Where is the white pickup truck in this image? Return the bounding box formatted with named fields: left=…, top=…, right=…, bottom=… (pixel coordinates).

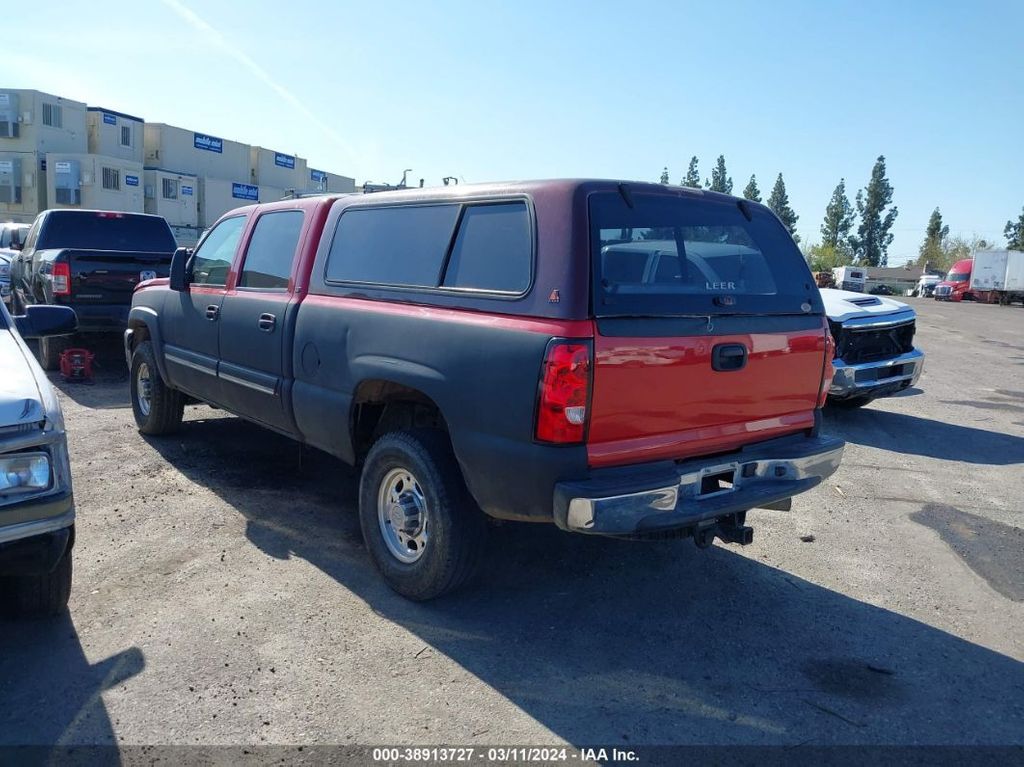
left=821, top=288, right=924, bottom=407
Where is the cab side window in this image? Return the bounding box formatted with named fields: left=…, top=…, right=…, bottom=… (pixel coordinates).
left=190, top=216, right=246, bottom=287
left=238, top=210, right=305, bottom=290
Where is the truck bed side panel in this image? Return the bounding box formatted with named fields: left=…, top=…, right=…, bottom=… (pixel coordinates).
left=292, top=295, right=591, bottom=520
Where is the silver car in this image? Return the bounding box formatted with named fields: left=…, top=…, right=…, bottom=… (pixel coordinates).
left=0, top=299, right=78, bottom=616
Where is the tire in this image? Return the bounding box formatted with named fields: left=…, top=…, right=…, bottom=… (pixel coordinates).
left=3, top=547, right=73, bottom=618
left=359, top=429, right=487, bottom=601
left=130, top=340, right=184, bottom=435
left=38, top=333, right=69, bottom=371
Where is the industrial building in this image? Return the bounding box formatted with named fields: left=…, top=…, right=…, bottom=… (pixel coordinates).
left=1, top=87, right=356, bottom=245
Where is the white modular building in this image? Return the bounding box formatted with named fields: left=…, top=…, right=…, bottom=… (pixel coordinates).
left=87, top=107, right=144, bottom=165
left=144, top=167, right=199, bottom=245
left=0, top=151, right=45, bottom=223
left=306, top=167, right=356, bottom=194
left=0, top=89, right=88, bottom=220
left=250, top=146, right=307, bottom=192
left=144, top=123, right=250, bottom=184
left=45, top=153, right=144, bottom=213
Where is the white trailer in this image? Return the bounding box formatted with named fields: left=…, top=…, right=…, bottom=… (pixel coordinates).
left=970, top=250, right=1024, bottom=304
left=832, top=266, right=866, bottom=293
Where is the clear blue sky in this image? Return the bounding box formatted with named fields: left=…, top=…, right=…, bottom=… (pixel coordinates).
left=10, top=0, right=1024, bottom=264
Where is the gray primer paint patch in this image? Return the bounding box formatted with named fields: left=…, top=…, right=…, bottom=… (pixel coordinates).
left=911, top=503, right=1024, bottom=602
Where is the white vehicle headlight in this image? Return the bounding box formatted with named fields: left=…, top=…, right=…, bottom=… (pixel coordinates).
left=0, top=453, right=51, bottom=494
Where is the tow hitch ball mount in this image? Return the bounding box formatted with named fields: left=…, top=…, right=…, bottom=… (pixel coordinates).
left=694, top=513, right=754, bottom=549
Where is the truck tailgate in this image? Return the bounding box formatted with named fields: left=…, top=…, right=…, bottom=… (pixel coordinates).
left=586, top=189, right=827, bottom=469
left=66, top=249, right=172, bottom=303
left=588, top=318, right=825, bottom=467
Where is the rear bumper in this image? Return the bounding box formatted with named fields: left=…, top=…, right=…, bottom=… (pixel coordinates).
left=553, top=433, right=844, bottom=535
left=829, top=348, right=924, bottom=400
left=63, top=302, right=130, bottom=332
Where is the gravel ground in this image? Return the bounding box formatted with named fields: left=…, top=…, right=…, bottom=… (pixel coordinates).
left=1, top=298, right=1022, bottom=749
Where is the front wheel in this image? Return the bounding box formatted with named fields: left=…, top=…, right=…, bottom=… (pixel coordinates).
left=130, top=340, right=184, bottom=435
left=2, top=547, right=73, bottom=617
left=359, top=429, right=487, bottom=600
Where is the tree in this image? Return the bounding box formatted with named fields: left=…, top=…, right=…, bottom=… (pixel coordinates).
left=820, top=179, right=855, bottom=252
left=914, top=233, right=989, bottom=273
left=682, top=156, right=701, bottom=188
left=742, top=174, right=762, bottom=202
left=850, top=155, right=898, bottom=266
left=804, top=243, right=852, bottom=272
left=659, top=167, right=670, bottom=184
left=916, top=207, right=949, bottom=269
left=767, top=173, right=799, bottom=243
left=708, top=155, right=733, bottom=194
left=1005, top=206, right=1024, bottom=249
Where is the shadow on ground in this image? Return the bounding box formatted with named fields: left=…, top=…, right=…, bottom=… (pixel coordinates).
left=0, top=613, right=144, bottom=751
left=826, top=408, right=1024, bottom=465
left=142, top=415, right=1024, bottom=745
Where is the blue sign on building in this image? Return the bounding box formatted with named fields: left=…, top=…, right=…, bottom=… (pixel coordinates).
left=194, top=132, right=224, bottom=153
left=125, top=174, right=140, bottom=187
left=181, top=185, right=194, bottom=196
left=103, top=113, right=117, bottom=125
left=310, top=169, right=327, bottom=183
left=274, top=152, right=295, bottom=169
left=232, top=182, right=259, bottom=201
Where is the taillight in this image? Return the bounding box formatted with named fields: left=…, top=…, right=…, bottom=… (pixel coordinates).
left=52, top=262, right=71, bottom=296
left=817, top=324, right=834, bottom=408
left=536, top=340, right=592, bottom=444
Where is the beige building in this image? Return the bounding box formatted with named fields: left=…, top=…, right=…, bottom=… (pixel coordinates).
left=307, top=166, right=356, bottom=194
left=87, top=107, right=144, bottom=165
left=45, top=153, right=144, bottom=213
left=0, top=88, right=88, bottom=221
left=144, top=167, right=199, bottom=245
left=2, top=85, right=356, bottom=240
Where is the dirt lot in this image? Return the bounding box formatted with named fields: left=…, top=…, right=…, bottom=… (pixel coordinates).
left=1, top=298, right=1022, bottom=750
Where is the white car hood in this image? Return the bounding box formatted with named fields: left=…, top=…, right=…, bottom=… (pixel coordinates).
left=819, top=287, right=914, bottom=323
left=0, top=329, right=46, bottom=427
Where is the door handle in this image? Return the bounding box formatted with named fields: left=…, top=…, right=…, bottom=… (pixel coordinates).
left=711, top=343, right=747, bottom=371
left=258, top=313, right=276, bottom=332
left=205, top=304, right=219, bottom=321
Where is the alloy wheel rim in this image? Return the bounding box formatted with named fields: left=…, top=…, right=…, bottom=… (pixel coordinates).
left=136, top=362, right=152, bottom=416
left=377, top=467, right=429, bottom=563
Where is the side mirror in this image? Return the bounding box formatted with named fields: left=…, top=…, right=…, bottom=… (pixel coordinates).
left=14, top=305, right=78, bottom=339
left=170, top=247, right=192, bottom=292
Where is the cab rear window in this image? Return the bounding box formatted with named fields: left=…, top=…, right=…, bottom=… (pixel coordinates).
left=590, top=192, right=820, bottom=317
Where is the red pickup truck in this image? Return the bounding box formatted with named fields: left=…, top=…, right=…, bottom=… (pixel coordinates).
left=126, top=180, right=844, bottom=599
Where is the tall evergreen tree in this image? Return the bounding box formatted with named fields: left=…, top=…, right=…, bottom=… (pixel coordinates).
left=1005, top=206, right=1024, bottom=249
left=708, top=155, right=733, bottom=194
left=742, top=174, right=762, bottom=202
left=768, top=173, right=800, bottom=243
left=917, top=207, right=949, bottom=268
left=851, top=156, right=898, bottom=266
left=682, top=156, right=701, bottom=188
left=820, top=179, right=855, bottom=251
left=659, top=167, right=670, bottom=185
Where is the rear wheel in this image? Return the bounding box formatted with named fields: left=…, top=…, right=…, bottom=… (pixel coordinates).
left=37, top=334, right=69, bottom=371
left=131, top=340, right=184, bottom=435
left=359, top=429, right=487, bottom=600
left=2, top=547, right=73, bottom=618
